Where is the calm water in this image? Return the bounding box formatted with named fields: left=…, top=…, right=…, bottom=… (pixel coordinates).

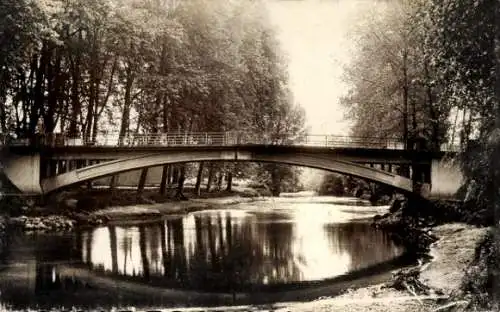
left=0, top=197, right=406, bottom=310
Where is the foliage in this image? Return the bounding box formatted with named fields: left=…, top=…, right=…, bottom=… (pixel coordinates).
left=317, top=174, right=346, bottom=196
left=317, top=173, right=386, bottom=199
left=349, top=1, right=499, bottom=307
left=461, top=230, right=500, bottom=310
left=422, top=0, right=498, bottom=225
left=254, top=163, right=304, bottom=196
left=0, top=0, right=305, bottom=194
left=341, top=1, right=450, bottom=149
left=342, top=0, right=499, bottom=221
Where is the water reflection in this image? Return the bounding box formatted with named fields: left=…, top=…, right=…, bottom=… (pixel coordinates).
left=0, top=200, right=407, bottom=309
left=82, top=206, right=404, bottom=291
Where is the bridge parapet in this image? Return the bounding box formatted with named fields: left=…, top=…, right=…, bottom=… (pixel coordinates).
left=1, top=132, right=414, bottom=150
left=0, top=132, right=462, bottom=152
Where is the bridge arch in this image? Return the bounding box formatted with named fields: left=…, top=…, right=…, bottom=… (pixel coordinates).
left=40, top=150, right=413, bottom=194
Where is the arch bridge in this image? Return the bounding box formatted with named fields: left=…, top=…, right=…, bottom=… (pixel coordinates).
left=0, top=132, right=462, bottom=199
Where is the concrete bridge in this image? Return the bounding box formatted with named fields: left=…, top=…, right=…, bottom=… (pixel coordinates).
left=0, top=132, right=463, bottom=198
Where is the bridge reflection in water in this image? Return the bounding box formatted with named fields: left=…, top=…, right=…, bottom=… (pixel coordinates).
left=81, top=208, right=404, bottom=291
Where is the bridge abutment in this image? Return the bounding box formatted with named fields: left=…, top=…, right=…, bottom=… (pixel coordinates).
left=2, top=153, right=43, bottom=194
left=429, top=158, right=463, bottom=199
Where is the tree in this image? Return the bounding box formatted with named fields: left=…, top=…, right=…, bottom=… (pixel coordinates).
left=341, top=1, right=451, bottom=151
left=0, top=0, right=305, bottom=198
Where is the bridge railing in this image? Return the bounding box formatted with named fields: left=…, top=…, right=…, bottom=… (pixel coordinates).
left=74, top=132, right=405, bottom=149
left=0, top=132, right=460, bottom=151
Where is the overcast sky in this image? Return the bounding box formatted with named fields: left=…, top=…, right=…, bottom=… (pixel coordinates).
left=265, top=0, right=380, bottom=135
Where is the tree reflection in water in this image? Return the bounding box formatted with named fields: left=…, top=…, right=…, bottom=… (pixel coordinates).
left=325, top=222, right=405, bottom=271
left=81, top=209, right=404, bottom=291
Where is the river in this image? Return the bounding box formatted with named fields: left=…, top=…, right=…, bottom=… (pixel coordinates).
left=0, top=196, right=408, bottom=310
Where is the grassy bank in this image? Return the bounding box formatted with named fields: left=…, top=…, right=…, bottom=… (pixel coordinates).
left=1, top=186, right=264, bottom=230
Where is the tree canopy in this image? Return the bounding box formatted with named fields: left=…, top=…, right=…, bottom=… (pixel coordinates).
left=0, top=0, right=306, bottom=195
left=342, top=0, right=499, bottom=218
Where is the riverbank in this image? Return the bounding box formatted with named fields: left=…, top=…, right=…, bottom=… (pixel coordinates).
left=3, top=187, right=377, bottom=230
left=2, top=187, right=264, bottom=231
left=89, top=194, right=264, bottom=223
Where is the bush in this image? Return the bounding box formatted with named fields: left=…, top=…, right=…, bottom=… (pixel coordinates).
left=461, top=230, right=500, bottom=310
left=318, top=174, right=345, bottom=196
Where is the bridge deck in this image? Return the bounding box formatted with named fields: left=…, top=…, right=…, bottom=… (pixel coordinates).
left=6, top=144, right=451, bottom=165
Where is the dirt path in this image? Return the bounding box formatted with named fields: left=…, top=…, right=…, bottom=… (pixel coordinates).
left=419, top=223, right=489, bottom=296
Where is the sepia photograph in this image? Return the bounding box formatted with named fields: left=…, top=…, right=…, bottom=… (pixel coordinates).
left=0, top=0, right=498, bottom=311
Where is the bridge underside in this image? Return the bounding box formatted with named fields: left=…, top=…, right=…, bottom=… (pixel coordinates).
left=2, top=148, right=417, bottom=196
left=1, top=145, right=462, bottom=198
left=42, top=150, right=415, bottom=194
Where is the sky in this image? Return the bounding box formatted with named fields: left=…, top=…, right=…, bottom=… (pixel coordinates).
left=265, top=0, right=378, bottom=135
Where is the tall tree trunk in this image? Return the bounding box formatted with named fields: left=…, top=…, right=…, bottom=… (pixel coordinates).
left=118, top=66, right=134, bottom=146
left=450, top=109, right=460, bottom=149
left=171, top=166, right=179, bottom=184
left=137, top=168, right=149, bottom=199
left=166, top=165, right=173, bottom=187
left=270, top=165, right=281, bottom=197
left=0, top=70, right=7, bottom=133
left=194, top=162, right=204, bottom=196
left=206, top=162, right=214, bottom=192
left=31, top=47, right=49, bottom=141
left=163, top=95, right=169, bottom=133
left=175, top=165, right=186, bottom=200
left=109, top=174, right=117, bottom=192
left=424, top=61, right=440, bottom=151
left=0, top=90, right=6, bottom=133
left=91, top=113, right=99, bottom=144
left=461, top=109, right=473, bottom=149
left=226, top=170, right=233, bottom=192
left=402, top=49, right=409, bottom=150
left=85, top=63, right=98, bottom=143
left=69, top=53, right=81, bottom=138
left=44, top=47, right=62, bottom=135
left=217, top=171, right=223, bottom=190
left=492, top=25, right=500, bottom=304
left=400, top=49, right=411, bottom=178
left=93, top=56, right=117, bottom=144
left=159, top=165, right=169, bottom=195
left=411, top=98, right=417, bottom=139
